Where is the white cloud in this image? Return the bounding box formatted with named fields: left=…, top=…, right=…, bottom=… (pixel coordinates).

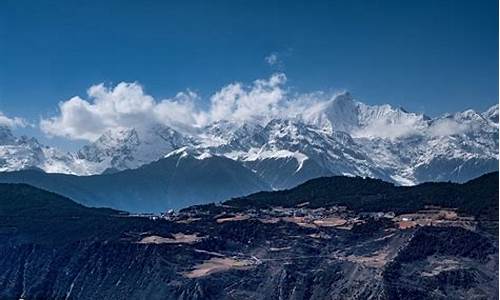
left=354, top=118, right=425, bottom=139
left=209, top=73, right=287, bottom=124
left=265, top=53, right=279, bottom=66
left=40, top=82, right=159, bottom=140
left=40, top=74, right=289, bottom=141
left=154, top=90, right=204, bottom=133
left=353, top=115, right=470, bottom=139
left=427, top=118, right=469, bottom=137
left=39, top=73, right=481, bottom=142
left=0, top=112, right=27, bottom=128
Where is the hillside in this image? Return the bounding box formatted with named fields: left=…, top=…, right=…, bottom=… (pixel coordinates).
left=0, top=153, right=269, bottom=212
left=0, top=173, right=497, bottom=299
left=225, top=172, right=499, bottom=220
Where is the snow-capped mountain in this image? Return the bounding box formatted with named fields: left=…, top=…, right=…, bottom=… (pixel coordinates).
left=0, top=93, right=497, bottom=188
left=0, top=125, right=78, bottom=173
left=76, top=125, right=192, bottom=174
left=483, top=104, right=499, bottom=123
left=302, top=91, right=430, bottom=139
left=200, top=119, right=394, bottom=188
left=190, top=93, right=497, bottom=187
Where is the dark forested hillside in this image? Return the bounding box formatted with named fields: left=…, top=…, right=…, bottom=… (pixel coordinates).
left=225, top=172, right=499, bottom=219
left=0, top=154, right=270, bottom=213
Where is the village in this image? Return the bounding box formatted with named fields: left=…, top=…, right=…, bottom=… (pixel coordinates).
left=128, top=202, right=480, bottom=280
left=130, top=202, right=477, bottom=232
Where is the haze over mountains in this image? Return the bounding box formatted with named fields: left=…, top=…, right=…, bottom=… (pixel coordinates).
left=0, top=90, right=497, bottom=211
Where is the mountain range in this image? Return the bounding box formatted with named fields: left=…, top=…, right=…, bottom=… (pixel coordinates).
left=0, top=93, right=497, bottom=211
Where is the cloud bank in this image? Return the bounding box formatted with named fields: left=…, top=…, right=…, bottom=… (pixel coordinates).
left=0, top=112, right=27, bottom=129
left=427, top=118, right=469, bottom=137
left=39, top=73, right=488, bottom=142
left=40, top=74, right=293, bottom=141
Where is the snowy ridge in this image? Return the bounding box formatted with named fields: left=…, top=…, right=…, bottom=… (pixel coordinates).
left=0, top=93, right=497, bottom=187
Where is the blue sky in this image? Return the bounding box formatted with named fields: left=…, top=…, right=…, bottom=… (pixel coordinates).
left=0, top=0, right=498, bottom=149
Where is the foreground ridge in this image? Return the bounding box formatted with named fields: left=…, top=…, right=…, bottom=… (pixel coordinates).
left=0, top=173, right=497, bottom=299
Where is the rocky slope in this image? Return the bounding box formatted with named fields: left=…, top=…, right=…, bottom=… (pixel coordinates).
left=76, top=125, right=193, bottom=174
left=0, top=173, right=497, bottom=299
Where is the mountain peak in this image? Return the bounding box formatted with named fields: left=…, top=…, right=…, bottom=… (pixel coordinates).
left=332, top=91, right=354, bottom=103
left=98, top=127, right=139, bottom=145
left=483, top=104, right=499, bottom=124
left=301, top=91, right=359, bottom=133
left=454, top=109, right=486, bottom=123
left=329, top=91, right=357, bottom=112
